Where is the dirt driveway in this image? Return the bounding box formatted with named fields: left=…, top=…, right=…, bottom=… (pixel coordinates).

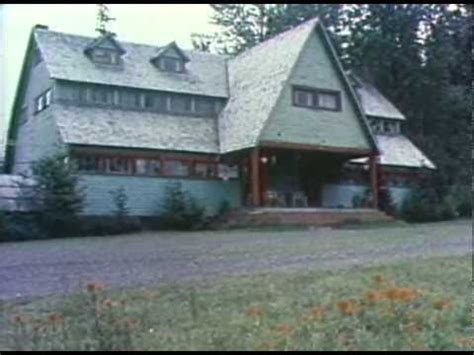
left=0, top=220, right=470, bottom=301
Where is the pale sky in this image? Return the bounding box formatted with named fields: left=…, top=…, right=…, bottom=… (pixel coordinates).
left=0, top=4, right=217, bottom=154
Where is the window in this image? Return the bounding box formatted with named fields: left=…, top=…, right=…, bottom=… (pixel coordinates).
left=45, top=89, right=52, bottom=106
left=193, top=162, right=217, bottom=178
left=194, top=98, right=215, bottom=116
left=107, top=157, right=134, bottom=174
left=91, top=49, right=120, bottom=65
left=163, top=160, right=190, bottom=177
left=90, top=87, right=113, bottom=105
left=119, top=90, right=141, bottom=108
left=136, top=159, right=162, bottom=176
left=159, top=57, right=183, bottom=72
left=170, top=95, right=192, bottom=113
left=144, top=93, right=167, bottom=111
left=292, top=86, right=341, bottom=111
left=35, top=88, right=52, bottom=114
left=293, top=89, right=314, bottom=108
left=77, top=155, right=102, bottom=173
left=36, top=96, right=44, bottom=112
left=317, top=92, right=338, bottom=110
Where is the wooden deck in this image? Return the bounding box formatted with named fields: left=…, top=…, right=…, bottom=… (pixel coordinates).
left=221, top=207, right=393, bottom=228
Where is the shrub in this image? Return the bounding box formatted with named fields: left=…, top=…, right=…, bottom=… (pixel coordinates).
left=400, top=183, right=458, bottom=223
left=18, top=153, right=86, bottom=238
left=0, top=212, right=46, bottom=242
left=109, top=186, right=130, bottom=218
left=161, top=182, right=205, bottom=230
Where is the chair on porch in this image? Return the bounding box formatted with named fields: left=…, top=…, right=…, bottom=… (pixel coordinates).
left=291, top=191, right=308, bottom=208
left=264, top=190, right=286, bottom=207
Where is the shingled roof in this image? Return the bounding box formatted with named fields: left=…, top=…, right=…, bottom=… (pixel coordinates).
left=54, top=105, right=219, bottom=153
left=11, top=21, right=433, bottom=164
left=218, top=18, right=320, bottom=153
left=34, top=29, right=228, bottom=98
left=351, top=134, right=436, bottom=169
left=350, top=74, right=406, bottom=120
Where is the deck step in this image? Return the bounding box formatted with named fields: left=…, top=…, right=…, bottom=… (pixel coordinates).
left=219, top=208, right=393, bottom=228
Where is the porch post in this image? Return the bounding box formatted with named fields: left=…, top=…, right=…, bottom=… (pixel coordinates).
left=250, top=147, right=261, bottom=206
left=370, top=155, right=379, bottom=209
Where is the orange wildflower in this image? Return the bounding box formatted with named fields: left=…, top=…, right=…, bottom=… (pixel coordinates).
left=365, top=290, right=383, bottom=302
left=274, top=323, right=294, bottom=336
left=246, top=307, right=266, bottom=317
left=456, top=336, right=473, bottom=348
left=86, top=282, right=105, bottom=293
left=381, top=287, right=420, bottom=303
left=102, top=298, right=119, bottom=308
left=47, top=313, right=65, bottom=326
left=337, top=299, right=361, bottom=316
left=308, top=306, right=327, bottom=321
left=433, top=299, right=451, bottom=311
left=10, top=314, right=29, bottom=325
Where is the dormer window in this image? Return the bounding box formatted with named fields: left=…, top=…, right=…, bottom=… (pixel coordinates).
left=91, top=48, right=120, bottom=65
left=151, top=41, right=190, bottom=73
left=84, top=33, right=126, bottom=66
left=159, top=57, right=184, bottom=73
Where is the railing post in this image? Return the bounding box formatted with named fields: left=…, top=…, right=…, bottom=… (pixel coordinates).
left=250, top=147, right=260, bottom=207
left=370, top=155, right=379, bottom=209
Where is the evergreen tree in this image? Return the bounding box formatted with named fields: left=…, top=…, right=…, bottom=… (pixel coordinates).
left=19, top=153, right=85, bottom=237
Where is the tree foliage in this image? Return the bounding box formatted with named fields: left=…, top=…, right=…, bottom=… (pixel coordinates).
left=19, top=153, right=86, bottom=238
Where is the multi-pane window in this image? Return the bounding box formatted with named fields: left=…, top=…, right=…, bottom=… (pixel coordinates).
left=75, top=154, right=235, bottom=180
left=91, top=49, right=120, bottom=65
left=292, top=86, right=341, bottom=111
left=119, top=90, right=141, bottom=108
left=293, top=89, right=314, bottom=107
left=317, top=92, right=338, bottom=110
left=368, top=118, right=400, bottom=135
left=170, top=95, right=192, bottom=113
left=194, top=98, right=216, bottom=115
left=163, top=160, right=190, bottom=177
left=193, top=162, right=217, bottom=178
left=108, top=157, right=134, bottom=174
left=58, top=82, right=224, bottom=117
left=143, top=93, right=167, bottom=111
left=90, top=86, right=113, bottom=105
left=35, top=88, right=52, bottom=114
left=159, top=57, right=184, bottom=73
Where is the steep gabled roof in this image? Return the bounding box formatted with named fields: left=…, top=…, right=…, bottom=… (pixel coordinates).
left=83, top=32, right=127, bottom=55
left=34, top=28, right=228, bottom=98
left=349, top=73, right=406, bottom=121
left=151, top=41, right=190, bottom=63
left=218, top=19, right=319, bottom=153
left=351, top=134, right=436, bottom=169
left=218, top=18, right=378, bottom=155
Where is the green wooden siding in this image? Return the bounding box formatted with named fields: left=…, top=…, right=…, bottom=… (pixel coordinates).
left=259, top=29, right=371, bottom=150
left=78, top=175, right=242, bottom=216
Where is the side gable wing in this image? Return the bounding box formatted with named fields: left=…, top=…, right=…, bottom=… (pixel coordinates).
left=257, top=21, right=378, bottom=154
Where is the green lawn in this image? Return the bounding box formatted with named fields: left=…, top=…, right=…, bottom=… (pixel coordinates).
left=1, top=253, right=471, bottom=351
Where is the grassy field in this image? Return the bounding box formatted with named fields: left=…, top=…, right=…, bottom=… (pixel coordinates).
left=1, top=253, right=471, bottom=351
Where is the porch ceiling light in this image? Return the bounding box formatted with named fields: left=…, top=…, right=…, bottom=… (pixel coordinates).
left=260, top=156, right=269, bottom=164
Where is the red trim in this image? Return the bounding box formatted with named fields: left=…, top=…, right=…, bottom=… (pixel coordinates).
left=259, top=141, right=375, bottom=157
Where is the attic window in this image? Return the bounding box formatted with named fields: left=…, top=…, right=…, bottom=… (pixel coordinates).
left=159, top=57, right=184, bottom=73
left=91, top=48, right=120, bottom=65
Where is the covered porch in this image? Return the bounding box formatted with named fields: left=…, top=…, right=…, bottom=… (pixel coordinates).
left=233, top=144, right=379, bottom=209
